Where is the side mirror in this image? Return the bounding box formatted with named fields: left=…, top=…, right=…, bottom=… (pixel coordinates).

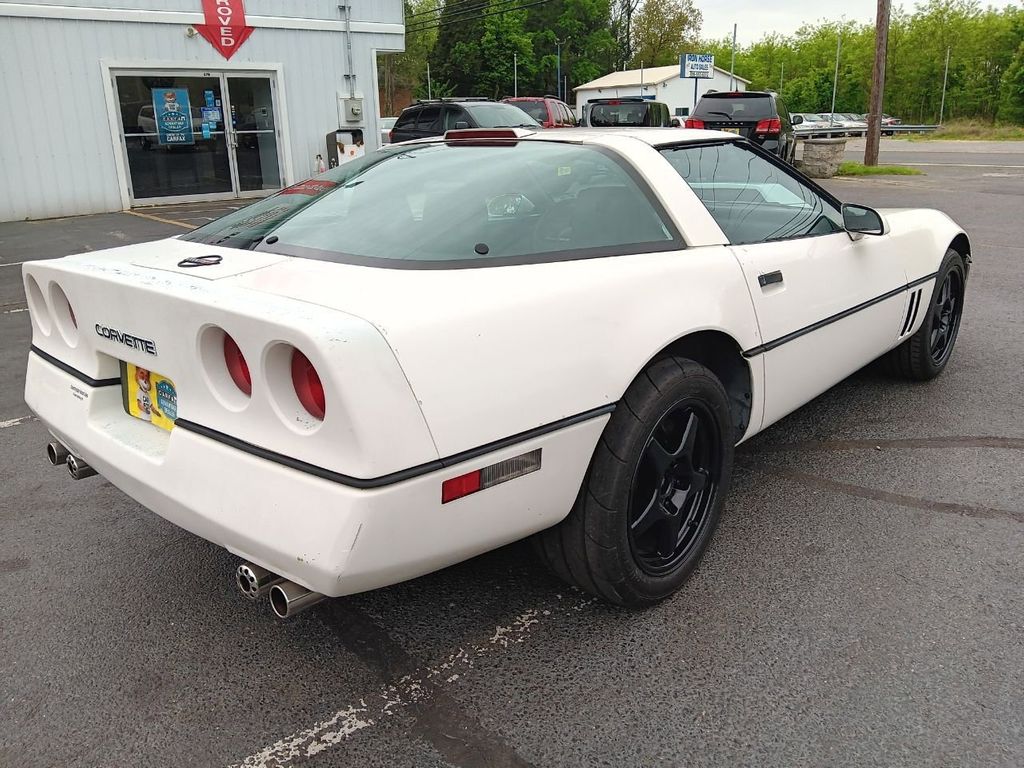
left=454, top=120, right=470, bottom=129
left=842, top=203, right=886, bottom=238
left=792, top=114, right=804, bottom=125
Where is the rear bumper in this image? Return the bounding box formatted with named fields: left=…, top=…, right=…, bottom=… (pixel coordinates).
left=26, top=352, right=606, bottom=597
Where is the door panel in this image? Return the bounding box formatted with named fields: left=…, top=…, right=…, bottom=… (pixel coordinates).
left=733, top=232, right=909, bottom=427
left=225, top=76, right=282, bottom=193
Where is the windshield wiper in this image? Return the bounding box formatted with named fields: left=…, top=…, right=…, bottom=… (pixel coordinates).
left=705, top=111, right=732, bottom=119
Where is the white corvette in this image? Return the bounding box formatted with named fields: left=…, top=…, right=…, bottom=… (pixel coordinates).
left=23, top=128, right=969, bottom=617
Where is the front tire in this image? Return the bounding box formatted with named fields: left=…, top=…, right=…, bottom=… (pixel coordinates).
left=887, top=247, right=966, bottom=380
left=533, top=357, right=734, bottom=607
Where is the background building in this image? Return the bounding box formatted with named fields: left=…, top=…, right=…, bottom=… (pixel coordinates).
left=574, top=65, right=749, bottom=119
left=0, top=0, right=403, bottom=221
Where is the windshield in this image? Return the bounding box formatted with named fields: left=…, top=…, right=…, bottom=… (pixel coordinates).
left=463, top=103, right=540, bottom=128
left=182, top=141, right=679, bottom=268
left=692, top=95, right=774, bottom=120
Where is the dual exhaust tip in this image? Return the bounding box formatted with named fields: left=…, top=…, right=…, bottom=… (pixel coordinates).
left=236, top=562, right=326, bottom=619
left=46, top=442, right=323, bottom=620
left=47, top=441, right=97, bottom=480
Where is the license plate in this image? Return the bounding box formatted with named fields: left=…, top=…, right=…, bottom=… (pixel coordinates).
left=121, top=362, right=178, bottom=432
left=721, top=127, right=741, bottom=134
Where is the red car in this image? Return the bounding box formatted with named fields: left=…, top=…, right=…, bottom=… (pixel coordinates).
left=502, top=96, right=577, bottom=128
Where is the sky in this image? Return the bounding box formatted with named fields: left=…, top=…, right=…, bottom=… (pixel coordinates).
left=699, top=0, right=1022, bottom=46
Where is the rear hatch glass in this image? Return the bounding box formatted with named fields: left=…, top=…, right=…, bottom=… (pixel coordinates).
left=587, top=102, right=652, bottom=127
left=692, top=95, right=774, bottom=138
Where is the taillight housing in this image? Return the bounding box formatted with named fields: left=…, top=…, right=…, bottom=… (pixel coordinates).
left=755, top=118, right=782, bottom=135
left=388, top=129, right=394, bottom=143
left=291, top=349, right=325, bottom=420
left=684, top=118, right=705, bottom=129
left=223, top=333, right=252, bottom=396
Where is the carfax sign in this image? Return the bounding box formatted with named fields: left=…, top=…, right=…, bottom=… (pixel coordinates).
left=681, top=53, right=715, bottom=79
left=152, top=88, right=194, bottom=146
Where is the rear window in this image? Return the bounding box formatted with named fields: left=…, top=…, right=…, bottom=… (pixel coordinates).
left=588, top=102, right=650, bottom=127
left=463, top=103, right=540, bottom=128
left=183, top=141, right=679, bottom=268
left=508, top=101, right=549, bottom=122
left=692, top=95, right=775, bottom=120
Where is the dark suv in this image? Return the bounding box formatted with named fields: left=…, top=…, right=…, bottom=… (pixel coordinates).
left=389, top=98, right=540, bottom=142
left=686, top=91, right=799, bottom=163
left=501, top=96, right=577, bottom=128
left=581, top=97, right=672, bottom=127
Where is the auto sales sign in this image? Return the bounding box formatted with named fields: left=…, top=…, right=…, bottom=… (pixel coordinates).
left=195, top=0, right=254, bottom=60
left=681, top=53, right=714, bottom=79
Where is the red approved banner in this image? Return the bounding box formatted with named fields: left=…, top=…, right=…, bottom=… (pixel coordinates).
left=195, top=0, right=254, bottom=60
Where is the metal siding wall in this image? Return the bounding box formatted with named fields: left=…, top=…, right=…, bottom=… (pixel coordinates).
left=0, top=1, right=404, bottom=23
left=0, top=3, right=403, bottom=221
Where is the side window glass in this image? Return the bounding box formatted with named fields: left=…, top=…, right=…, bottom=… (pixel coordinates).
left=416, top=106, right=441, bottom=132
left=395, top=109, right=417, bottom=129
left=562, top=104, right=575, bottom=125
left=660, top=142, right=844, bottom=244
left=443, top=106, right=466, bottom=130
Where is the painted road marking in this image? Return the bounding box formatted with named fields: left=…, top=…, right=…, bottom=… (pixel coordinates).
left=2, top=306, right=28, bottom=314
left=0, top=415, right=35, bottom=429
left=123, top=210, right=194, bottom=229
left=901, top=162, right=1024, bottom=169
left=0, top=261, right=27, bottom=268
left=231, top=594, right=593, bottom=768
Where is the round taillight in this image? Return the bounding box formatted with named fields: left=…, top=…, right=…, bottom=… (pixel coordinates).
left=290, top=349, right=325, bottom=420
left=223, top=334, right=252, bottom=396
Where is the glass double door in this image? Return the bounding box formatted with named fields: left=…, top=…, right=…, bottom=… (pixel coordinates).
left=115, top=71, right=283, bottom=204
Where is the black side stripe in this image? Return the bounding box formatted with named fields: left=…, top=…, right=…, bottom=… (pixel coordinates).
left=743, top=272, right=938, bottom=357
left=30, top=346, right=120, bottom=387
left=174, top=403, right=616, bottom=490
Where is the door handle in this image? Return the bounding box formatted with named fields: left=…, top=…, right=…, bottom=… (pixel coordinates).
left=758, top=270, right=784, bottom=287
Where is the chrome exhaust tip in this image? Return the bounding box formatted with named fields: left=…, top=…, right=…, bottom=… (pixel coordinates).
left=236, top=562, right=284, bottom=601
left=47, top=441, right=70, bottom=466
left=269, top=581, right=326, bottom=619
left=67, top=454, right=97, bottom=480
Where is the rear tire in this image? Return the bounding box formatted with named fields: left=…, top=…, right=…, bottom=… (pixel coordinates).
left=533, top=357, right=734, bottom=607
left=886, top=247, right=966, bottom=381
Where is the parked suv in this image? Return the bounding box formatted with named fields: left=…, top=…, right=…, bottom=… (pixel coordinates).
left=686, top=91, right=798, bottom=163
left=581, top=97, right=672, bottom=127
left=389, top=98, right=540, bottom=142
left=501, top=96, right=577, bottom=128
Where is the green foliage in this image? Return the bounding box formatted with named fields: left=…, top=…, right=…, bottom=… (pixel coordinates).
left=837, top=161, right=924, bottom=176
left=378, top=0, right=1024, bottom=125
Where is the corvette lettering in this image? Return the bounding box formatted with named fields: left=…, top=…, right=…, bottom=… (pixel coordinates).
left=94, top=325, right=157, bottom=355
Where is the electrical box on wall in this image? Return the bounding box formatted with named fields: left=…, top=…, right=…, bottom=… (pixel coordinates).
left=337, top=93, right=363, bottom=124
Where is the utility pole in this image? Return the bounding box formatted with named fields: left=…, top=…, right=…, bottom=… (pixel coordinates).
left=779, top=61, right=784, bottom=92
left=939, top=47, right=951, bottom=124
left=830, top=32, right=841, bottom=125
left=557, top=40, right=562, bottom=101
left=426, top=61, right=432, bottom=100
left=864, top=0, right=891, bottom=166
left=729, top=24, right=737, bottom=90
left=514, top=52, right=518, bottom=97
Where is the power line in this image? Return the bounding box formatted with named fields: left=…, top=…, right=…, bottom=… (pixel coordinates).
left=405, top=0, right=477, bottom=22
left=406, top=0, right=551, bottom=35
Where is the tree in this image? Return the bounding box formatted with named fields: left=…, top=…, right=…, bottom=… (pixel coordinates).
left=629, top=0, right=701, bottom=68
left=476, top=0, right=534, bottom=99
left=999, top=40, right=1024, bottom=122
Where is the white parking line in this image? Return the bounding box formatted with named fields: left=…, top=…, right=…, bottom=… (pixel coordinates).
left=230, top=594, right=592, bottom=768
left=0, top=261, right=27, bottom=268
left=902, top=162, right=1024, bottom=169
left=0, top=415, right=35, bottom=430
left=2, top=307, right=28, bottom=315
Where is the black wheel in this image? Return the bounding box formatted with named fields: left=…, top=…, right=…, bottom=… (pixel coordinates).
left=887, top=247, right=966, bottom=380
left=532, top=357, right=733, bottom=606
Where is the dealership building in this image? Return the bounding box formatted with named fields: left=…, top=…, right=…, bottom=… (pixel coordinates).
left=0, top=1, right=403, bottom=221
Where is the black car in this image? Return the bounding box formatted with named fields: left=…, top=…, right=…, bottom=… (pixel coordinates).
left=581, top=97, right=672, bottom=127
left=686, top=91, right=799, bottom=163
left=389, top=98, right=539, bottom=142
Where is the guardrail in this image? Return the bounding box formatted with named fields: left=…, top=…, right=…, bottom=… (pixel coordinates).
left=795, top=124, right=939, bottom=139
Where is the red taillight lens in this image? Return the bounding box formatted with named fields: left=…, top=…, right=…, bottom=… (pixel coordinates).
left=442, top=470, right=482, bottom=504
left=223, top=333, right=252, bottom=396
left=755, top=118, right=782, bottom=134
left=388, top=129, right=394, bottom=142
left=684, top=118, right=705, bottom=129
left=291, top=349, right=325, bottom=420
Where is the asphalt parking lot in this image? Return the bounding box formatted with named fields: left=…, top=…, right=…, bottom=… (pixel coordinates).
left=1, top=139, right=1022, bottom=767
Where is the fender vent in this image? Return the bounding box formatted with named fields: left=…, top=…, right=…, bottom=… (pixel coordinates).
left=900, top=288, right=923, bottom=336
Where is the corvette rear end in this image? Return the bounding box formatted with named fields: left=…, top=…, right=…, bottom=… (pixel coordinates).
left=22, top=237, right=599, bottom=614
